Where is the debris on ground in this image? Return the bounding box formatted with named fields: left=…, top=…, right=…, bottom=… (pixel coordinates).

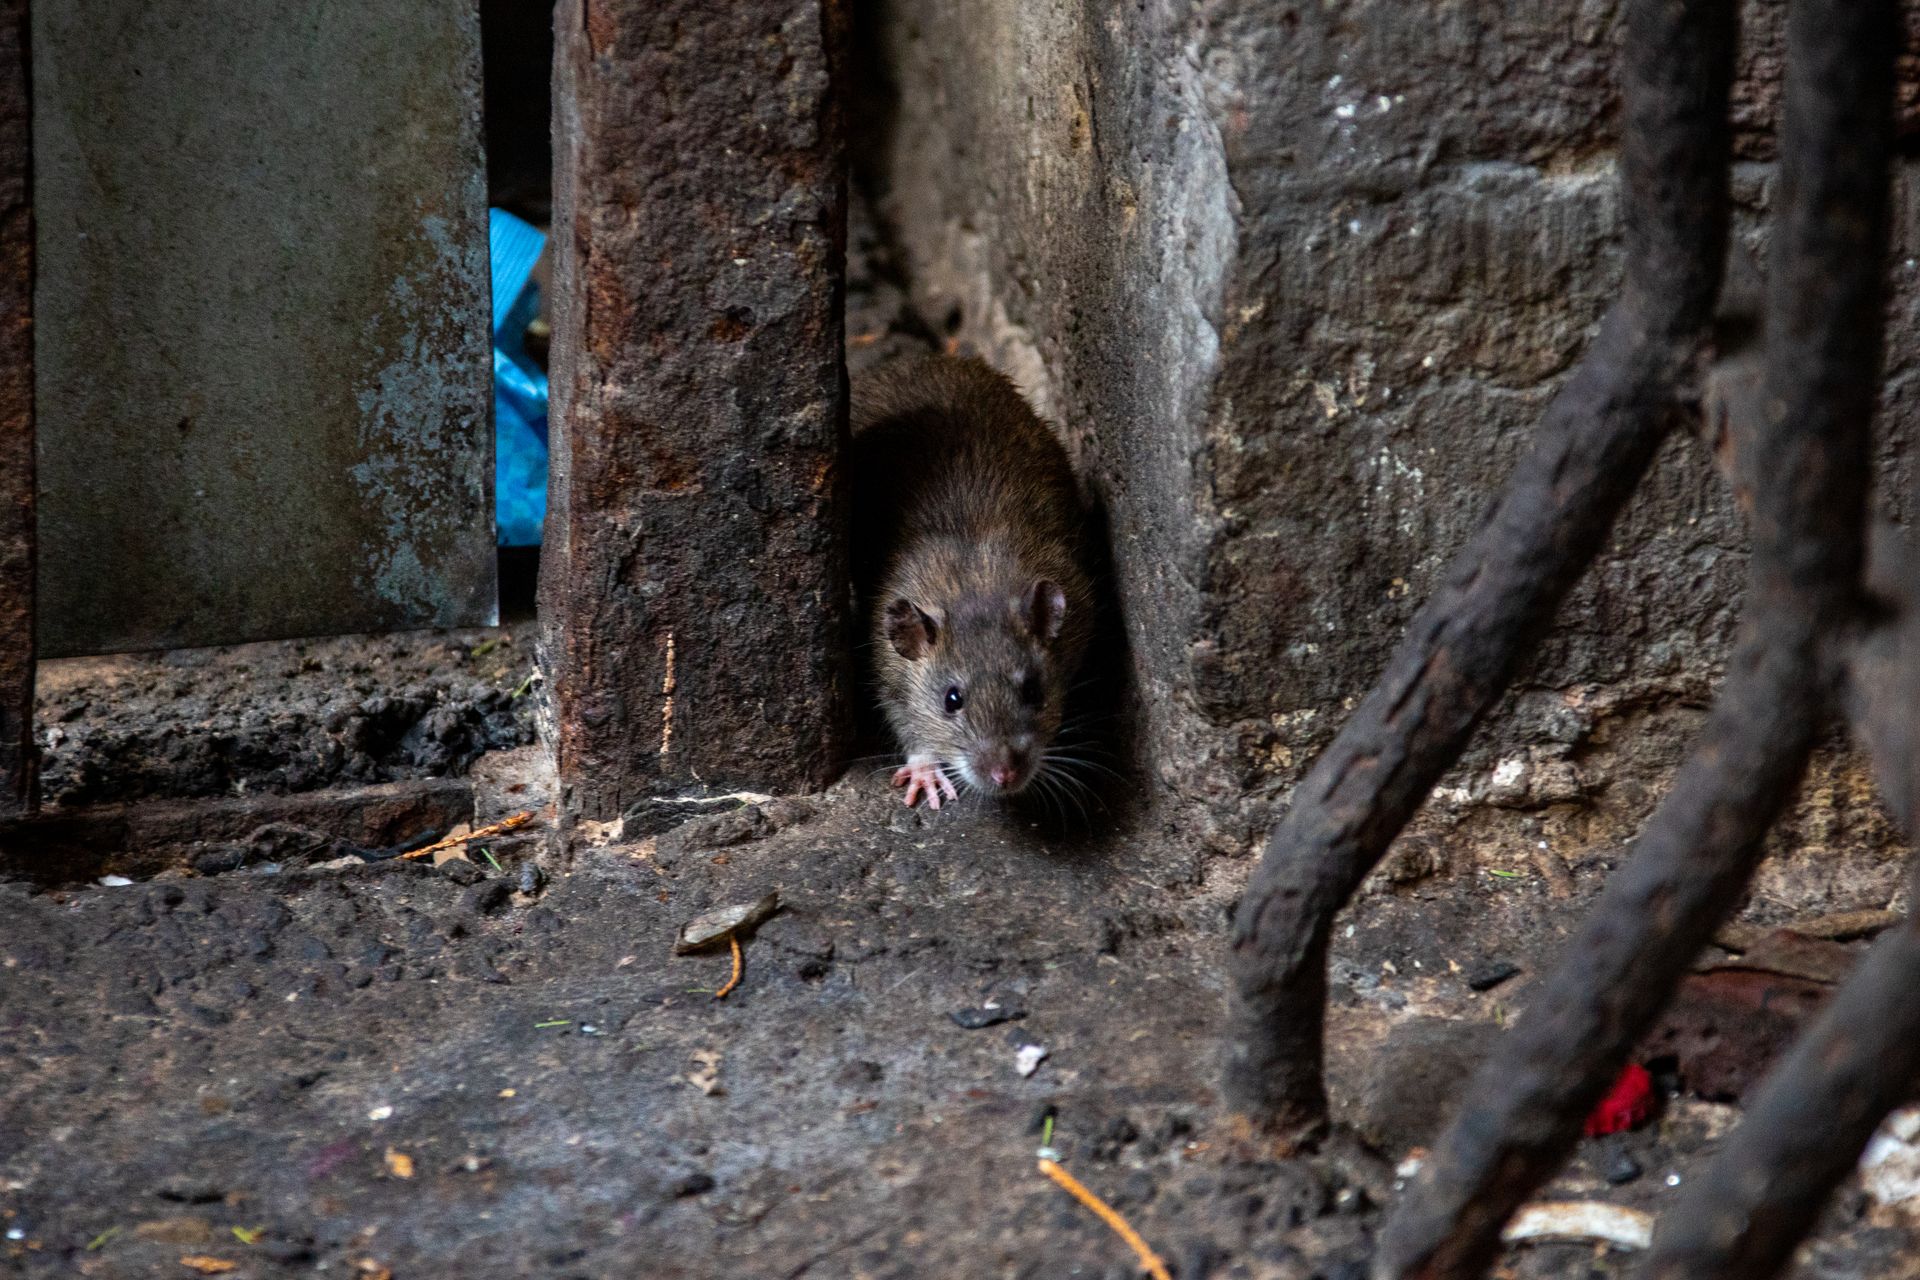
left=1501, top=1202, right=1654, bottom=1251
left=400, top=810, right=536, bottom=861
left=4, top=770, right=1916, bottom=1278
left=1584, top=1062, right=1655, bottom=1137
left=673, top=891, right=780, bottom=954
left=950, top=1001, right=1026, bottom=1029
left=687, top=1048, right=725, bottom=1097
left=1037, top=1157, right=1172, bottom=1280
left=1861, top=1107, right=1920, bottom=1213
left=1643, top=940, right=1846, bottom=1100
left=714, top=935, right=745, bottom=1000
left=1465, top=960, right=1521, bottom=992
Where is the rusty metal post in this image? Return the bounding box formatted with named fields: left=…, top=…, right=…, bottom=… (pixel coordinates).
left=540, top=0, right=854, bottom=828
left=0, top=0, right=31, bottom=820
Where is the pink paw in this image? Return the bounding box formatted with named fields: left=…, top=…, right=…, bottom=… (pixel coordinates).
left=891, top=760, right=957, bottom=809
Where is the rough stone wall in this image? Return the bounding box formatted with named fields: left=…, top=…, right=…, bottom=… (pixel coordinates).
left=867, top=0, right=1918, bottom=865
left=540, top=0, right=853, bottom=826
left=0, top=0, right=30, bottom=819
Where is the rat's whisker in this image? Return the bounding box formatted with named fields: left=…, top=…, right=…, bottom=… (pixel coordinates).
left=1030, top=770, right=1072, bottom=827
left=1043, top=750, right=1126, bottom=782
left=1031, top=760, right=1096, bottom=830
left=1047, top=772, right=1101, bottom=820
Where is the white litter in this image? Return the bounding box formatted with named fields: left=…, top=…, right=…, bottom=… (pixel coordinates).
left=1502, top=1202, right=1653, bottom=1251
left=1861, top=1106, right=1920, bottom=1210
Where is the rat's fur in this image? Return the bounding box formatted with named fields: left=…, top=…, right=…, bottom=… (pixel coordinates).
left=850, top=355, right=1094, bottom=801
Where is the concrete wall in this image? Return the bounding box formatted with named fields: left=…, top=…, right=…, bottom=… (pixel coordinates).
left=864, top=0, right=1918, bottom=878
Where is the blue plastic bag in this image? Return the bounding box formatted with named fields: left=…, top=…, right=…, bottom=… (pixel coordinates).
left=489, top=209, right=549, bottom=547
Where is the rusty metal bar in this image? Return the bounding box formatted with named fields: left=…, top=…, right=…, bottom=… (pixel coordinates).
left=1375, top=0, right=1895, bottom=1274
left=1222, top=0, right=1737, bottom=1142
left=1846, top=534, right=1919, bottom=837
left=0, top=0, right=32, bottom=820
left=539, top=0, right=854, bottom=829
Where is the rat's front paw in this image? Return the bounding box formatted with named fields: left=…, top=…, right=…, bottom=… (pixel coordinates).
left=891, top=758, right=958, bottom=809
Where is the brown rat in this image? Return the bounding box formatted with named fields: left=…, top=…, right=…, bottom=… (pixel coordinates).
left=850, top=354, right=1094, bottom=808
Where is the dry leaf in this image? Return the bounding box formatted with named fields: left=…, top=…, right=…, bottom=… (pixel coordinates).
left=686, top=1048, right=726, bottom=1096
left=179, top=1257, right=239, bottom=1275
left=383, top=1149, right=415, bottom=1179
left=673, top=891, right=780, bottom=954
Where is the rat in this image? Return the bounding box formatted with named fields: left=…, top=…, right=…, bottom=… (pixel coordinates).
left=849, top=354, right=1094, bottom=809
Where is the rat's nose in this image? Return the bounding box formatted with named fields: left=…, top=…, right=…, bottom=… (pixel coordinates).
left=983, top=747, right=1028, bottom=790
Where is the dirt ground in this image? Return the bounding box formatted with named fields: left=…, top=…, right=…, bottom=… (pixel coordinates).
left=5, top=193, right=1914, bottom=1280
left=4, top=735, right=1916, bottom=1279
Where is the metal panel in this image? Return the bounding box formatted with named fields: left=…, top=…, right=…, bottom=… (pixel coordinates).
left=33, top=0, right=495, bottom=657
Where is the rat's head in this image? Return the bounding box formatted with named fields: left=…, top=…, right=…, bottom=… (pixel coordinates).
left=883, top=580, right=1071, bottom=797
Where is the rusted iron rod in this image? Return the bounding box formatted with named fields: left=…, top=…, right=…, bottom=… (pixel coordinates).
left=1222, top=0, right=1737, bottom=1141
left=1845, top=534, right=1919, bottom=837
left=1641, top=904, right=1920, bottom=1280
left=1375, top=0, right=1894, bottom=1275
left=0, top=0, right=32, bottom=820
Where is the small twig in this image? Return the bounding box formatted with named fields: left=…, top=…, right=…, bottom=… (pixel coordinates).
left=400, top=810, right=535, bottom=861
left=1037, top=1158, right=1172, bottom=1280
left=714, top=934, right=744, bottom=1000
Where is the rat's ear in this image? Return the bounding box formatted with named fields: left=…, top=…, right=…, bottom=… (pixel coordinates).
left=1020, top=579, right=1068, bottom=642
left=884, top=598, right=939, bottom=659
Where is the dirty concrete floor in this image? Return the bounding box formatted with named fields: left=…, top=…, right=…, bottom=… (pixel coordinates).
left=4, top=765, right=1916, bottom=1280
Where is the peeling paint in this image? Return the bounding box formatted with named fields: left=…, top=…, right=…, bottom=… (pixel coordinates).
left=352, top=208, right=493, bottom=620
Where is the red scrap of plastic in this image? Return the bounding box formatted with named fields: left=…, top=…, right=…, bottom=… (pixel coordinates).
left=1584, top=1061, right=1654, bottom=1137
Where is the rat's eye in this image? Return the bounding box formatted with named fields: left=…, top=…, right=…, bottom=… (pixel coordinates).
left=944, top=685, right=965, bottom=714
left=1019, top=673, right=1045, bottom=708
